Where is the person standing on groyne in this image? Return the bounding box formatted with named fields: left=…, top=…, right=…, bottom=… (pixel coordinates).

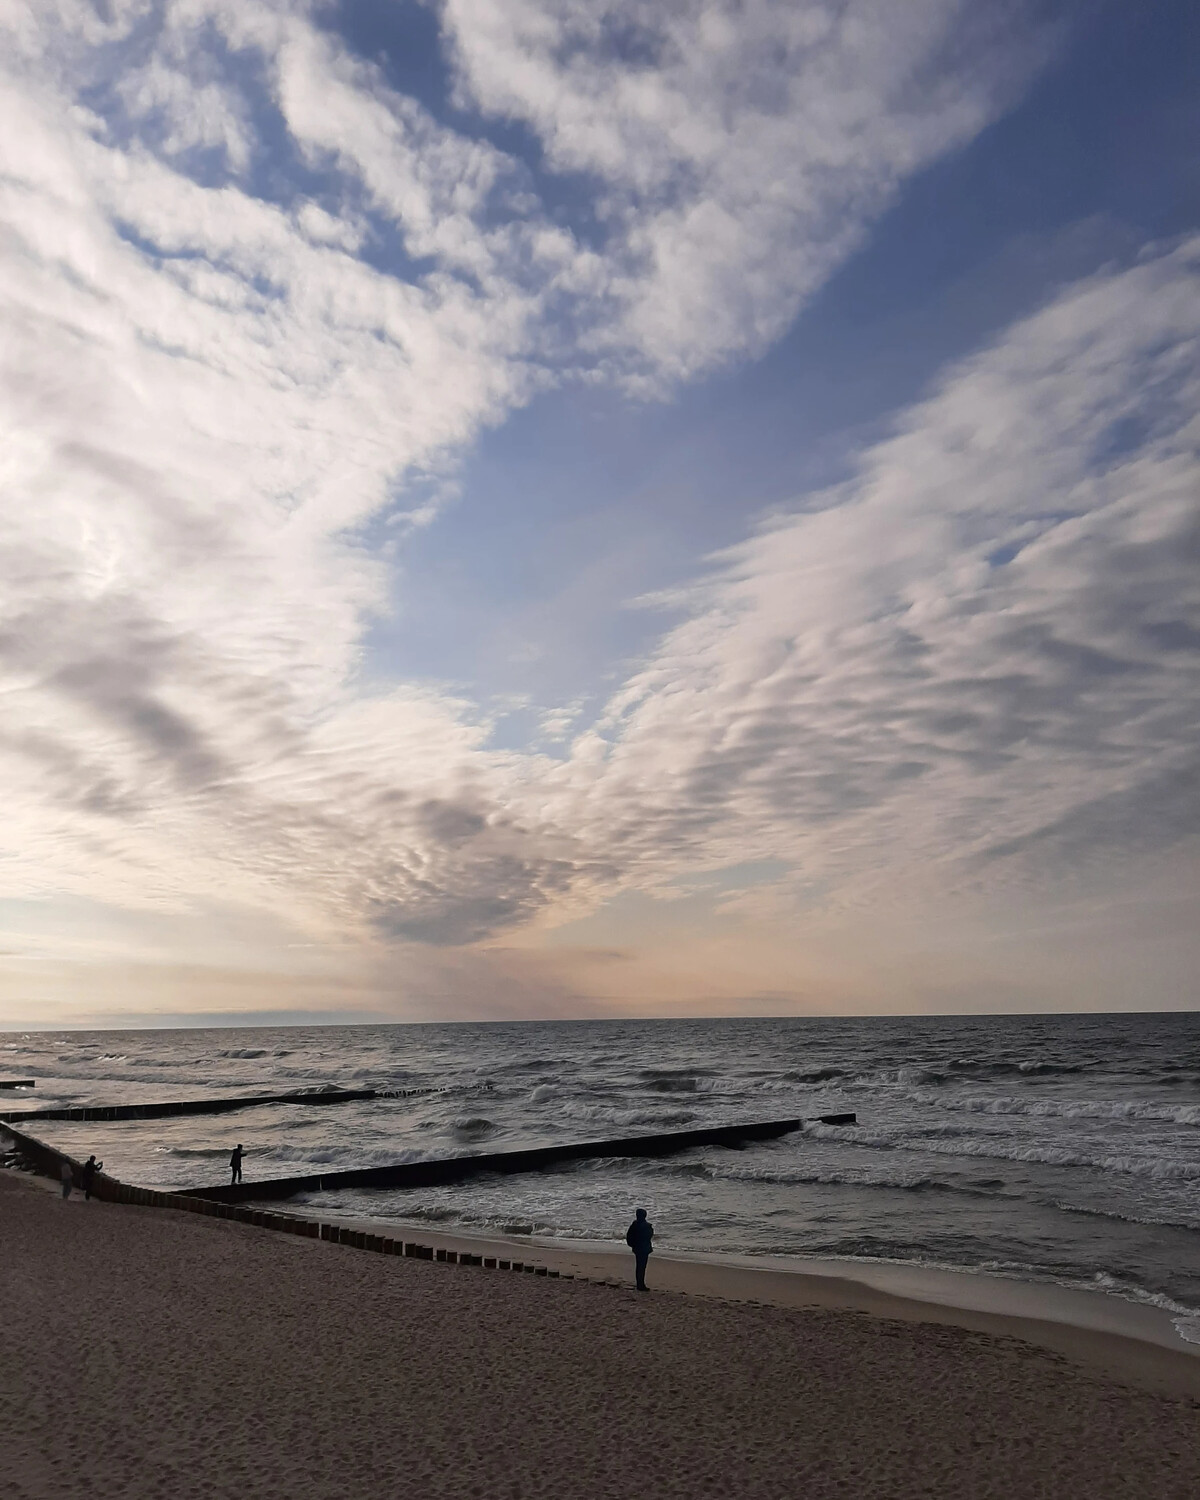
left=229, top=1144, right=245, bottom=1185
left=625, top=1208, right=653, bottom=1291
left=80, top=1155, right=102, bottom=1200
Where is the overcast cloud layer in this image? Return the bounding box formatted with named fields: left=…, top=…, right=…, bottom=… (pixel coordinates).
left=1, top=2, right=1196, bottom=1017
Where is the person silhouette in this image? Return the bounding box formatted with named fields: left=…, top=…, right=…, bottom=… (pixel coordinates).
left=80, top=1155, right=102, bottom=1200
left=60, top=1160, right=74, bottom=1200
left=230, top=1144, right=245, bottom=1185
left=625, top=1207, right=653, bottom=1290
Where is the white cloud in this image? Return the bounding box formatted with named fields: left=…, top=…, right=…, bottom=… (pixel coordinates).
left=117, top=53, right=254, bottom=174
left=440, top=0, right=1052, bottom=382
left=566, top=240, right=1200, bottom=910
left=0, top=0, right=563, bottom=940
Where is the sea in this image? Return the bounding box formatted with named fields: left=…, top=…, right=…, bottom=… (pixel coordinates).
left=4, top=1013, right=1199, bottom=1341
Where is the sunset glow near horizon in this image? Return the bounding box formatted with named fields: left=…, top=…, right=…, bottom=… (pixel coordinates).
left=1, top=0, right=1197, bottom=1029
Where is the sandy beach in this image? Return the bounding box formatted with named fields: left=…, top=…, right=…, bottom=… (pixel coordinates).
left=298, top=1213, right=1200, bottom=1396
left=3, top=1171, right=1198, bottom=1500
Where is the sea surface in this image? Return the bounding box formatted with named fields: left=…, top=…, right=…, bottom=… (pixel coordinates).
left=4, top=1013, right=1199, bottom=1340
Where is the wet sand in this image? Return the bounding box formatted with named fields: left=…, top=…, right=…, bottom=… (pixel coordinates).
left=3, top=1171, right=1199, bottom=1499
left=312, top=1213, right=1200, bottom=1397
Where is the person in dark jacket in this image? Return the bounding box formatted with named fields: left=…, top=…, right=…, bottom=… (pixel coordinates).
left=80, top=1155, right=102, bottom=1200
left=625, top=1207, right=653, bottom=1290
left=230, top=1144, right=245, bottom=1185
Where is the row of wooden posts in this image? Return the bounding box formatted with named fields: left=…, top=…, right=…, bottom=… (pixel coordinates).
left=105, top=1178, right=566, bottom=1273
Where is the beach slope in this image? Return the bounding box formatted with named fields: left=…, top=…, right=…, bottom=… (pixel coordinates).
left=2, top=1173, right=1197, bottom=1499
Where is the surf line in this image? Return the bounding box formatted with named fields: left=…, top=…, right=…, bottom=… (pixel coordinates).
left=181, top=1114, right=858, bottom=1205
left=0, top=1084, right=455, bottom=1125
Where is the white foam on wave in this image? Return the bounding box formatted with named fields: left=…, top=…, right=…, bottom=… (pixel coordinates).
left=556, top=1099, right=699, bottom=1129
left=704, top=1159, right=1004, bottom=1197
left=1085, top=1272, right=1200, bottom=1346
left=265, top=1142, right=434, bottom=1169
left=912, top=1093, right=1200, bottom=1127
left=802, top=1121, right=1200, bottom=1181
left=1049, top=1199, right=1199, bottom=1232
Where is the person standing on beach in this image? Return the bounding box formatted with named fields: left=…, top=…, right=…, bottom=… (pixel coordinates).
left=60, top=1160, right=73, bottom=1200
left=230, top=1144, right=245, bottom=1185
left=625, top=1208, right=653, bottom=1291
left=80, top=1155, right=102, bottom=1200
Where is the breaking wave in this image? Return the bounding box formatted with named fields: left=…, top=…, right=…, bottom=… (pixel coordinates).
left=916, top=1094, right=1200, bottom=1126
left=802, top=1121, right=1200, bottom=1181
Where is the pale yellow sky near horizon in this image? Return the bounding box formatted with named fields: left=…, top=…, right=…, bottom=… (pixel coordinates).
left=2, top=852, right=1195, bottom=1030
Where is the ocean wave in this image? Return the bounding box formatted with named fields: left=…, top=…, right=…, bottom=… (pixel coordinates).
left=556, top=1100, right=700, bottom=1129
left=126, top=1057, right=202, bottom=1068
left=947, top=1058, right=1087, bottom=1077
left=917, top=1094, right=1200, bottom=1126
left=263, top=1143, right=433, bottom=1169
left=363, top=1202, right=458, bottom=1223
left=153, top=1145, right=233, bottom=1158
left=847, top=1060, right=1090, bottom=1089
left=1086, top=1272, right=1200, bottom=1344
left=642, top=1075, right=726, bottom=1095
left=803, top=1121, right=1200, bottom=1181
left=704, top=1162, right=1010, bottom=1198
left=1050, top=1199, right=1200, bottom=1233
left=638, top=1067, right=721, bottom=1079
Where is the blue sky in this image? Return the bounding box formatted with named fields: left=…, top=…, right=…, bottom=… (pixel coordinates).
left=382, top=0, right=1198, bottom=721
left=0, top=0, right=1196, bottom=1026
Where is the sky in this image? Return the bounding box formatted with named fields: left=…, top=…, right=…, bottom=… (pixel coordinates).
left=1, top=0, right=1197, bottom=1029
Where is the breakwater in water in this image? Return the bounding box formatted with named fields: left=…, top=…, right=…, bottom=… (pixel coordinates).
left=184, top=1115, right=857, bottom=1203
left=0, top=1084, right=448, bottom=1124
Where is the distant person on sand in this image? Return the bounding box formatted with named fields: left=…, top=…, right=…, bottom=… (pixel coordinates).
left=80, top=1155, right=102, bottom=1200
left=625, top=1207, right=653, bottom=1291
left=60, top=1160, right=73, bottom=1199
left=230, top=1144, right=245, bottom=1185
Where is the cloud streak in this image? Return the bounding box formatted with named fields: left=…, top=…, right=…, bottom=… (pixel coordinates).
left=572, top=241, right=1200, bottom=910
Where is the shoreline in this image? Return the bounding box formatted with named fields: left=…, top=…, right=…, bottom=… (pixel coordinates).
left=278, top=1206, right=1200, bottom=1397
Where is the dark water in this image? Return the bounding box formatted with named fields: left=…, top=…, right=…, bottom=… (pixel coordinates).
left=5, top=1013, right=1199, bottom=1339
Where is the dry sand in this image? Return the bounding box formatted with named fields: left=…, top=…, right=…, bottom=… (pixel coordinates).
left=3, top=1171, right=1199, bottom=1500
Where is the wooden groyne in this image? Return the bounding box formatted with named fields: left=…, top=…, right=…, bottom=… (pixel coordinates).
left=182, top=1114, right=857, bottom=1204
left=0, top=1119, right=565, bottom=1276
left=0, top=1083, right=448, bottom=1125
